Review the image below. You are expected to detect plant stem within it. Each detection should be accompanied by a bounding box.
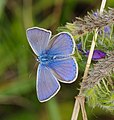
[80,0,107,93]
[71,96,80,120]
[79,97,87,120]
[100,0,107,14]
[81,29,98,85]
[71,0,107,120]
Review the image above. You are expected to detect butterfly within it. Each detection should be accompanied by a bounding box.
[26,27,78,102]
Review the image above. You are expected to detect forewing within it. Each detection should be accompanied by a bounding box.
[26,27,51,55]
[46,32,75,56]
[37,64,60,102]
[48,57,78,83]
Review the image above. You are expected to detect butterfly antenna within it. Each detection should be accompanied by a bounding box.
[22,45,39,78]
[28,61,39,79]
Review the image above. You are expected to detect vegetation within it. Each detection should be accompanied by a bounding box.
[0,0,114,120]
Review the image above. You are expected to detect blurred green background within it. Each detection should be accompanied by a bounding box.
[0,0,114,120]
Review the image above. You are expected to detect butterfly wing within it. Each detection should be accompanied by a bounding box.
[48,57,78,83]
[26,27,51,55]
[37,64,60,102]
[46,32,75,56]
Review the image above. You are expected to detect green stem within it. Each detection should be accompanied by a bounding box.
[102,79,110,93]
[110,24,113,40]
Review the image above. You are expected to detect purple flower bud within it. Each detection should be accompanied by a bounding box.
[104,26,110,34]
[93,12,98,17]
[77,42,106,61]
[85,50,106,61]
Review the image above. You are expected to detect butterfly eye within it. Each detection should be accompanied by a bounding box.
[36,57,39,62]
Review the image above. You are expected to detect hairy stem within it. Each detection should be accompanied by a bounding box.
[80,0,107,94]
[71,0,107,120]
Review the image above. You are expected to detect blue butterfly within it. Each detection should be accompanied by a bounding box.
[26,27,78,102]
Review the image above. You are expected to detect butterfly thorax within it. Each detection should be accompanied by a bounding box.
[37,54,55,64]
[37,53,71,65]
